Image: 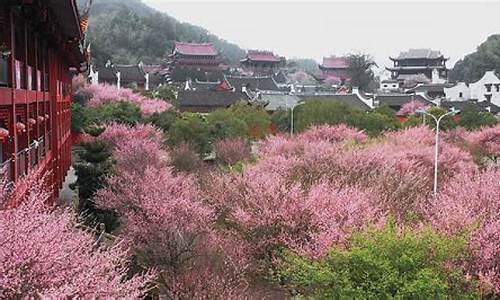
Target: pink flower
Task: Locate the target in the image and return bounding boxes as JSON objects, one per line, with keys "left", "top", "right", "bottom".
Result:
{"left": 85, "top": 83, "right": 172, "bottom": 116}
{"left": 397, "top": 100, "right": 430, "bottom": 116}
{"left": 0, "top": 175, "right": 154, "bottom": 298}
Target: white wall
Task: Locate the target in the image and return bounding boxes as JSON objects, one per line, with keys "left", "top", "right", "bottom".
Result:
{"left": 469, "top": 71, "right": 500, "bottom": 106}
{"left": 444, "top": 82, "right": 470, "bottom": 101}
{"left": 380, "top": 81, "right": 399, "bottom": 92}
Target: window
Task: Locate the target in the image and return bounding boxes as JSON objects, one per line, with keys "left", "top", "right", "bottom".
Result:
{"left": 485, "top": 94, "right": 492, "bottom": 102}
{"left": 459, "top": 92, "right": 463, "bottom": 98}
{"left": 485, "top": 84, "right": 492, "bottom": 93}
{"left": 383, "top": 84, "right": 388, "bottom": 88}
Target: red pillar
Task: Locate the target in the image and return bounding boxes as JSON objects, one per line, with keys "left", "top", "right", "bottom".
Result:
{"left": 9, "top": 8, "right": 18, "bottom": 182}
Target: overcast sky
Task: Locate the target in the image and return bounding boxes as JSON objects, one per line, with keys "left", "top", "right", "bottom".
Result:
{"left": 142, "top": 0, "right": 500, "bottom": 76}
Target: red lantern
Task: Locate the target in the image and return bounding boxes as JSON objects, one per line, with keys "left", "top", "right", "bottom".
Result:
{"left": 0, "top": 127, "right": 9, "bottom": 142}
{"left": 45, "top": 114, "right": 49, "bottom": 120}
{"left": 16, "top": 122, "right": 26, "bottom": 133}
{"left": 37, "top": 116, "right": 45, "bottom": 122}
{"left": 28, "top": 118, "right": 36, "bottom": 127}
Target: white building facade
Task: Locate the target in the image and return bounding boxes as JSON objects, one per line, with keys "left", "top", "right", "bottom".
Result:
{"left": 444, "top": 82, "right": 470, "bottom": 101}
{"left": 469, "top": 71, "right": 500, "bottom": 106}
{"left": 444, "top": 71, "right": 500, "bottom": 107}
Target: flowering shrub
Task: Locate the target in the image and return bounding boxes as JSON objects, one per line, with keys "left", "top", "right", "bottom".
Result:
{"left": 92, "top": 123, "right": 168, "bottom": 174}
{"left": 215, "top": 138, "right": 252, "bottom": 166}
{"left": 95, "top": 167, "right": 247, "bottom": 298}
{"left": 466, "top": 125, "right": 500, "bottom": 163}
{"left": 397, "top": 100, "right": 430, "bottom": 116}
{"left": 297, "top": 124, "right": 368, "bottom": 144}
{"left": 427, "top": 169, "right": 500, "bottom": 295}
{"left": 169, "top": 143, "right": 203, "bottom": 173}
{"left": 0, "top": 176, "right": 153, "bottom": 298}
{"left": 86, "top": 83, "right": 172, "bottom": 117}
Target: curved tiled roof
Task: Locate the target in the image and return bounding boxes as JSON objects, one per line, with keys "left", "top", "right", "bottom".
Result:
{"left": 225, "top": 75, "right": 281, "bottom": 92}
{"left": 375, "top": 94, "right": 433, "bottom": 107}
{"left": 115, "top": 65, "right": 145, "bottom": 84}
{"left": 321, "top": 56, "right": 350, "bottom": 69}
{"left": 391, "top": 49, "right": 446, "bottom": 60}
{"left": 242, "top": 50, "right": 280, "bottom": 62}
{"left": 299, "top": 94, "right": 371, "bottom": 111}
{"left": 441, "top": 100, "right": 500, "bottom": 114}
{"left": 174, "top": 42, "right": 219, "bottom": 56}
{"left": 179, "top": 90, "right": 249, "bottom": 108}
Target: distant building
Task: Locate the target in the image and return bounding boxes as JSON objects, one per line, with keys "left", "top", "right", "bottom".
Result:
{"left": 443, "top": 71, "right": 500, "bottom": 107}
{"left": 89, "top": 62, "right": 165, "bottom": 90}
{"left": 386, "top": 49, "right": 449, "bottom": 86}
{"left": 178, "top": 90, "right": 250, "bottom": 113}
{"left": 115, "top": 65, "right": 146, "bottom": 89}
{"left": 444, "top": 82, "right": 470, "bottom": 101}
{"left": 405, "top": 83, "right": 453, "bottom": 99}
{"left": 240, "top": 50, "right": 283, "bottom": 74}
{"left": 373, "top": 94, "right": 434, "bottom": 112}
{"left": 469, "top": 71, "right": 500, "bottom": 106}
{"left": 224, "top": 75, "right": 284, "bottom": 93}
{"left": 168, "top": 42, "right": 223, "bottom": 71}
{"left": 300, "top": 88, "right": 374, "bottom": 111}
{"left": 441, "top": 100, "right": 500, "bottom": 117}
{"left": 257, "top": 94, "right": 301, "bottom": 111}
{"left": 319, "top": 56, "right": 351, "bottom": 86}
{"left": 380, "top": 79, "right": 400, "bottom": 92}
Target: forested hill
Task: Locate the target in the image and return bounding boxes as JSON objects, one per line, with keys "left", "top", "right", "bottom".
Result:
{"left": 449, "top": 34, "right": 500, "bottom": 83}
{"left": 77, "top": 0, "right": 246, "bottom": 65}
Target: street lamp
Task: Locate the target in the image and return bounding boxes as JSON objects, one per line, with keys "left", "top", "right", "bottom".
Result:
{"left": 415, "top": 108, "right": 460, "bottom": 197}
{"left": 290, "top": 101, "right": 305, "bottom": 135}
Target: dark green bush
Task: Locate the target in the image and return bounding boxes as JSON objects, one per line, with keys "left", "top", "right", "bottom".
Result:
{"left": 277, "top": 222, "right": 476, "bottom": 299}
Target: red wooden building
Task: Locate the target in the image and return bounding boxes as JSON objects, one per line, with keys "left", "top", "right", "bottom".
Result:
{"left": 168, "top": 42, "right": 223, "bottom": 71}
{"left": 319, "top": 56, "right": 351, "bottom": 86}
{"left": 240, "top": 50, "right": 282, "bottom": 74}
{"left": 0, "top": 1, "right": 86, "bottom": 203}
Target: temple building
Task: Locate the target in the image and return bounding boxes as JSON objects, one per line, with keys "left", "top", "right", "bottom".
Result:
{"left": 0, "top": 0, "right": 87, "bottom": 202}
{"left": 319, "top": 56, "right": 351, "bottom": 86}
{"left": 89, "top": 62, "right": 165, "bottom": 90}
{"left": 240, "top": 50, "right": 283, "bottom": 74}
{"left": 168, "top": 42, "right": 222, "bottom": 71}
{"left": 386, "top": 49, "right": 449, "bottom": 85}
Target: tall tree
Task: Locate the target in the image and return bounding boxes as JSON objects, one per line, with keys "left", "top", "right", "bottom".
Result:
{"left": 347, "top": 53, "right": 377, "bottom": 91}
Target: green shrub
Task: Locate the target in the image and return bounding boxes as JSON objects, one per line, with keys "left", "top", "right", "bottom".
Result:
{"left": 71, "top": 103, "right": 89, "bottom": 133}
{"left": 87, "top": 102, "right": 143, "bottom": 126}
{"left": 147, "top": 110, "right": 178, "bottom": 132}
{"left": 207, "top": 108, "right": 249, "bottom": 140}
{"left": 293, "top": 101, "right": 400, "bottom": 136}
{"left": 168, "top": 113, "right": 213, "bottom": 156}
{"left": 459, "top": 104, "right": 498, "bottom": 130}
{"left": 226, "top": 102, "right": 271, "bottom": 139}
{"left": 277, "top": 222, "right": 476, "bottom": 299}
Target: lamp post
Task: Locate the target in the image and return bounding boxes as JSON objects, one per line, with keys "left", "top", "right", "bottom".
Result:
{"left": 290, "top": 101, "right": 305, "bottom": 135}
{"left": 415, "top": 108, "right": 459, "bottom": 196}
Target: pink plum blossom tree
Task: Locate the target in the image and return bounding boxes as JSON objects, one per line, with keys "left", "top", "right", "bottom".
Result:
{"left": 427, "top": 169, "right": 500, "bottom": 295}
{"left": 397, "top": 100, "right": 430, "bottom": 116}
{"left": 86, "top": 83, "right": 172, "bottom": 117}
{"left": 95, "top": 167, "right": 248, "bottom": 298}
{"left": 0, "top": 175, "right": 154, "bottom": 298}
{"left": 466, "top": 125, "right": 500, "bottom": 163}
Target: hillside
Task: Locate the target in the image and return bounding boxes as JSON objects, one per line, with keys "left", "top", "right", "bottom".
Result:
{"left": 77, "top": 0, "right": 246, "bottom": 65}
{"left": 449, "top": 34, "right": 500, "bottom": 83}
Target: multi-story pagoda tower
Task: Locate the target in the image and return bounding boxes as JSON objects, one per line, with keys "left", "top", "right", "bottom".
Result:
{"left": 386, "top": 49, "right": 449, "bottom": 83}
